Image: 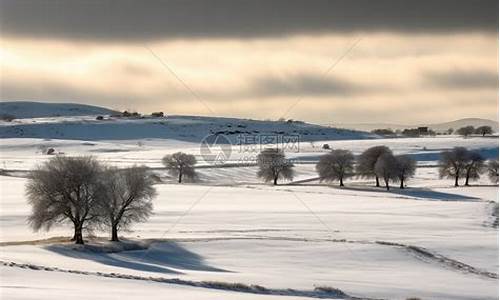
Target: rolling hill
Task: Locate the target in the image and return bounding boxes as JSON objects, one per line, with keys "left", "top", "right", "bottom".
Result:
{"left": 0, "top": 102, "right": 374, "bottom": 142}
{"left": 0, "top": 101, "right": 118, "bottom": 119}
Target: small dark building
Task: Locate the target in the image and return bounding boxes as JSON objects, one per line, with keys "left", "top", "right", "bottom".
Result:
{"left": 151, "top": 112, "right": 164, "bottom": 117}
{"left": 417, "top": 127, "right": 428, "bottom": 134}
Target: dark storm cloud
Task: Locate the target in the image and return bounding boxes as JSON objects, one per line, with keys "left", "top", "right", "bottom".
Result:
{"left": 0, "top": 0, "right": 497, "bottom": 42}
{"left": 424, "top": 69, "right": 499, "bottom": 89}
{"left": 250, "top": 74, "right": 368, "bottom": 97}
{"left": 0, "top": 72, "right": 373, "bottom": 107}
{"left": 0, "top": 78, "right": 140, "bottom": 108}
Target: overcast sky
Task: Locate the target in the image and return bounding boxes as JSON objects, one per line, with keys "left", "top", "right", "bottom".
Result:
{"left": 0, "top": 0, "right": 498, "bottom": 124}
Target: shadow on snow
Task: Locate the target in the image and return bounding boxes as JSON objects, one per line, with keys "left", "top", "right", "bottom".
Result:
{"left": 343, "top": 186, "right": 481, "bottom": 201}
{"left": 45, "top": 240, "right": 229, "bottom": 275}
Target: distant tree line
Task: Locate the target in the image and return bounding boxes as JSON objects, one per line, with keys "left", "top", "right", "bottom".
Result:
{"left": 456, "top": 125, "right": 494, "bottom": 137}
{"left": 256, "top": 146, "right": 498, "bottom": 190}
{"left": 371, "top": 125, "right": 494, "bottom": 137}
{"left": 161, "top": 146, "right": 497, "bottom": 189}
{"left": 371, "top": 128, "right": 436, "bottom": 137}
{"left": 253, "top": 145, "right": 417, "bottom": 190}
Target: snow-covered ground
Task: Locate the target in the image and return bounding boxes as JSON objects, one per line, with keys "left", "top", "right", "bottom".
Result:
{"left": 0, "top": 111, "right": 498, "bottom": 300}
{"left": 2, "top": 266, "right": 313, "bottom": 300}
{"left": 1, "top": 175, "right": 498, "bottom": 299}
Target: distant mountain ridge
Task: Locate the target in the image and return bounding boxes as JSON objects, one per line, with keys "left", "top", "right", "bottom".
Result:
{"left": 0, "top": 101, "right": 118, "bottom": 119}
{"left": 334, "top": 118, "right": 499, "bottom": 133}
{"left": 427, "top": 118, "right": 499, "bottom": 132}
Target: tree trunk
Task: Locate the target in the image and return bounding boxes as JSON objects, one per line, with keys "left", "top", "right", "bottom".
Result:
{"left": 71, "top": 226, "right": 78, "bottom": 241}
{"left": 483, "top": 132, "right": 486, "bottom": 137}
{"left": 273, "top": 176, "right": 278, "bottom": 185}
{"left": 375, "top": 176, "right": 380, "bottom": 187}
{"left": 454, "top": 173, "right": 459, "bottom": 187}
{"left": 178, "top": 170, "right": 182, "bottom": 183}
{"left": 74, "top": 224, "right": 84, "bottom": 244}
{"left": 465, "top": 171, "right": 470, "bottom": 186}
{"left": 111, "top": 225, "right": 119, "bottom": 242}
{"left": 400, "top": 177, "right": 404, "bottom": 189}
{"left": 339, "top": 177, "right": 344, "bottom": 187}
{"left": 385, "top": 179, "right": 390, "bottom": 191}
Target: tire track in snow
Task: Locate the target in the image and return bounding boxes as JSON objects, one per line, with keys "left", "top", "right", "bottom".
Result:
{"left": 2, "top": 235, "right": 497, "bottom": 280}
{"left": 0, "top": 260, "right": 382, "bottom": 300}
{"left": 166, "top": 236, "right": 499, "bottom": 280}
{"left": 374, "top": 241, "right": 498, "bottom": 280}
{"left": 483, "top": 201, "right": 499, "bottom": 228}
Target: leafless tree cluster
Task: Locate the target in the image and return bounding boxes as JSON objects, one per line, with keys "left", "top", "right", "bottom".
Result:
{"left": 26, "top": 156, "right": 156, "bottom": 244}
{"left": 316, "top": 145, "right": 495, "bottom": 190}
{"left": 351, "top": 146, "right": 416, "bottom": 190}
{"left": 262, "top": 145, "right": 418, "bottom": 190}
{"left": 456, "top": 125, "right": 494, "bottom": 137}
{"left": 439, "top": 147, "right": 496, "bottom": 186}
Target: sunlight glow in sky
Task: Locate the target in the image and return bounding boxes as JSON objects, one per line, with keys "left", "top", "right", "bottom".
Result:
{"left": 0, "top": 0, "right": 498, "bottom": 124}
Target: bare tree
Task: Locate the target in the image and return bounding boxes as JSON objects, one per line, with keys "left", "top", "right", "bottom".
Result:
{"left": 475, "top": 126, "right": 493, "bottom": 137}
{"left": 487, "top": 160, "right": 499, "bottom": 184}
{"left": 456, "top": 126, "right": 475, "bottom": 137}
{"left": 98, "top": 166, "right": 156, "bottom": 242}
{"left": 316, "top": 149, "right": 354, "bottom": 187}
{"left": 26, "top": 156, "right": 103, "bottom": 244}
{"left": 439, "top": 147, "right": 470, "bottom": 187}
{"left": 257, "top": 148, "right": 294, "bottom": 185}
{"left": 356, "top": 146, "right": 392, "bottom": 187}
{"left": 374, "top": 153, "right": 399, "bottom": 191}
{"left": 162, "top": 152, "right": 197, "bottom": 183}
{"left": 464, "top": 152, "right": 485, "bottom": 186}
{"left": 395, "top": 155, "right": 416, "bottom": 189}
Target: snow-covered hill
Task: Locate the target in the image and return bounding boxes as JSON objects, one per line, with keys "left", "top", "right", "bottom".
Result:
{"left": 0, "top": 101, "right": 118, "bottom": 119}
{"left": 0, "top": 114, "right": 374, "bottom": 142}
{"left": 428, "top": 118, "right": 499, "bottom": 132}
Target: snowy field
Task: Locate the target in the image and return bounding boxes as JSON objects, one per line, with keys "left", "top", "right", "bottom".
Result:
{"left": 0, "top": 114, "right": 498, "bottom": 300}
